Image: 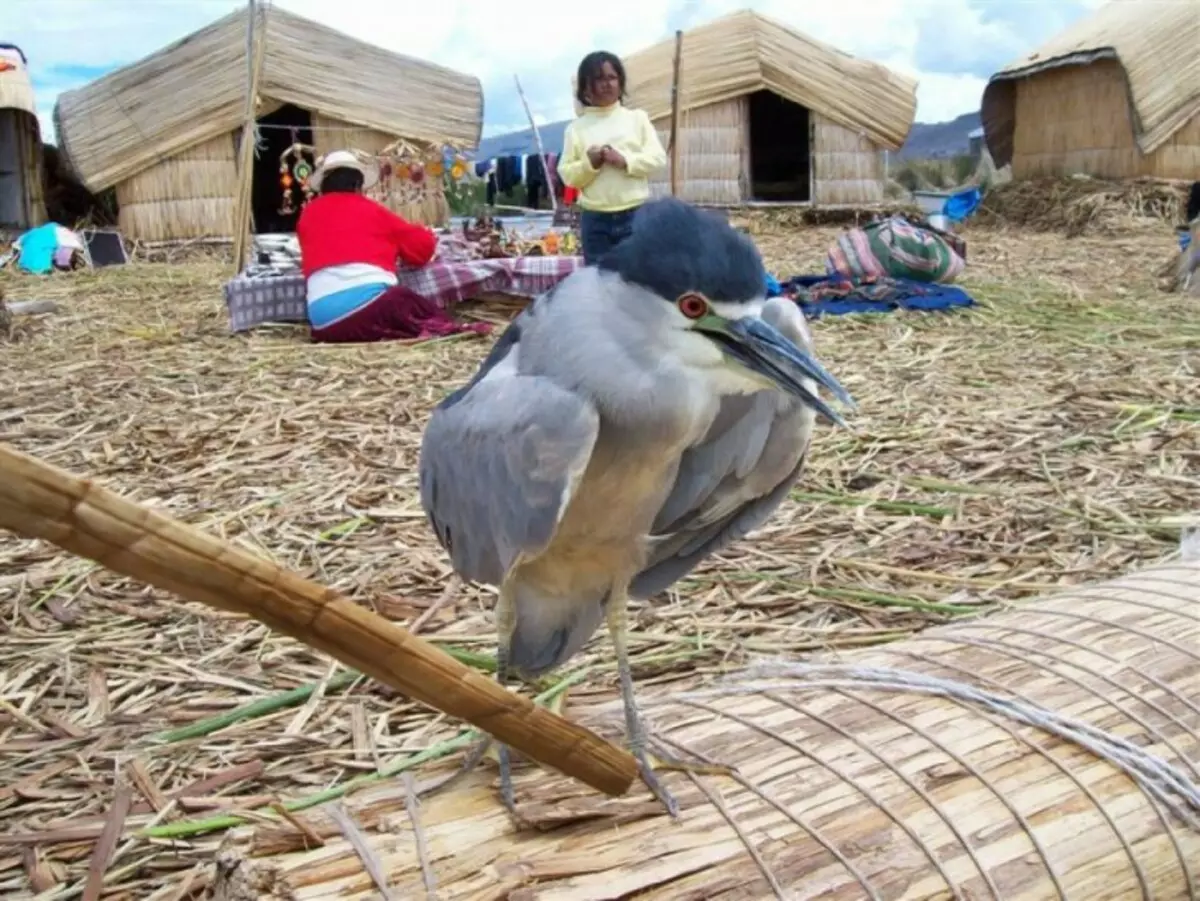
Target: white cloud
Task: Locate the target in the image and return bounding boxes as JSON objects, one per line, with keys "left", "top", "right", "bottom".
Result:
{"left": 9, "top": 0, "right": 1090, "bottom": 148}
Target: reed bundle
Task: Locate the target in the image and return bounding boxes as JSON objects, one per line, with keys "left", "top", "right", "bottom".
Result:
{"left": 975, "top": 176, "right": 1189, "bottom": 236}
{"left": 982, "top": 0, "right": 1200, "bottom": 172}
{"left": 0, "top": 443, "right": 638, "bottom": 798}
{"left": 618, "top": 10, "right": 917, "bottom": 152}
{"left": 212, "top": 560, "right": 1200, "bottom": 899}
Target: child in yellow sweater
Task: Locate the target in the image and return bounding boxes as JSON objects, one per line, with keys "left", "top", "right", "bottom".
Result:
{"left": 558, "top": 51, "right": 668, "bottom": 264}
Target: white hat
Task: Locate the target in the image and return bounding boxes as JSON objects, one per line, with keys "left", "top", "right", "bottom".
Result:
{"left": 309, "top": 149, "right": 379, "bottom": 192}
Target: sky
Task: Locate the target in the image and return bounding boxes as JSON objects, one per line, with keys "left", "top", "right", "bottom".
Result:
{"left": 9, "top": 0, "right": 1111, "bottom": 147}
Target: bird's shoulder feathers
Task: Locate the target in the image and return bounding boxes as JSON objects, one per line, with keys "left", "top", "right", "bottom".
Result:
{"left": 419, "top": 332, "right": 600, "bottom": 587}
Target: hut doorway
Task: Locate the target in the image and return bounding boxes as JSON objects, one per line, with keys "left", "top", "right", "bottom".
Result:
{"left": 747, "top": 90, "right": 811, "bottom": 203}
{"left": 250, "top": 103, "right": 315, "bottom": 234}
{"left": 0, "top": 109, "right": 36, "bottom": 229}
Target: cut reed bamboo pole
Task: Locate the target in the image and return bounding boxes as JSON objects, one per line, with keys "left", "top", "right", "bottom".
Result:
{"left": 231, "top": 0, "right": 267, "bottom": 276}
{"left": 669, "top": 29, "right": 683, "bottom": 197}
{"left": 0, "top": 442, "right": 639, "bottom": 798}
{"left": 213, "top": 559, "right": 1200, "bottom": 900}
{"left": 513, "top": 74, "right": 557, "bottom": 214}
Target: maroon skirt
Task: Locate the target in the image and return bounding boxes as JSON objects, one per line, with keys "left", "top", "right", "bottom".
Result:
{"left": 311, "top": 285, "right": 491, "bottom": 344}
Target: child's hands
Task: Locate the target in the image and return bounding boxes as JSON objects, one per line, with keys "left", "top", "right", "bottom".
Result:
{"left": 586, "top": 145, "right": 605, "bottom": 168}
{"left": 602, "top": 146, "right": 627, "bottom": 169}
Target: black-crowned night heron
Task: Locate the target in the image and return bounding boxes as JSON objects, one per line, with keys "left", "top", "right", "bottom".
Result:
{"left": 418, "top": 198, "right": 854, "bottom": 817}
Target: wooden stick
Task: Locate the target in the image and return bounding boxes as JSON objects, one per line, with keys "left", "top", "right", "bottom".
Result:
{"left": 513, "top": 74, "right": 558, "bottom": 213}
{"left": 669, "top": 30, "right": 684, "bottom": 197}
{"left": 0, "top": 443, "right": 638, "bottom": 798}
{"left": 231, "top": 1, "right": 268, "bottom": 276}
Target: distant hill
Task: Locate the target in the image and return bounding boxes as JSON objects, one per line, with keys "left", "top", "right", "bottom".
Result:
{"left": 898, "top": 111, "right": 982, "bottom": 160}
{"left": 474, "top": 110, "right": 983, "bottom": 163}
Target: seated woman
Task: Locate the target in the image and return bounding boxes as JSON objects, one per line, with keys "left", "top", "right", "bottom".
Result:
{"left": 296, "top": 150, "right": 439, "bottom": 343}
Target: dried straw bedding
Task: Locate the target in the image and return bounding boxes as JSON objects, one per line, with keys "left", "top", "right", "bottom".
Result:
{"left": 1, "top": 223, "right": 1198, "bottom": 898}
{"left": 212, "top": 559, "right": 1200, "bottom": 900}
{"left": 52, "top": 5, "right": 483, "bottom": 194}
{"left": 982, "top": 0, "right": 1200, "bottom": 169}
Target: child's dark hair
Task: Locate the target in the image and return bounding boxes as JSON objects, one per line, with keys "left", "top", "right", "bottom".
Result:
{"left": 320, "top": 167, "right": 364, "bottom": 194}
{"left": 575, "top": 51, "right": 626, "bottom": 107}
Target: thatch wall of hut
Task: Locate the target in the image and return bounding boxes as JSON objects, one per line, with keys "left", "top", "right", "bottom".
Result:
{"left": 612, "top": 9, "right": 910, "bottom": 208}
{"left": 114, "top": 133, "right": 237, "bottom": 243}
{"left": 54, "top": 5, "right": 477, "bottom": 241}
{"left": 811, "top": 113, "right": 886, "bottom": 205}
{"left": 311, "top": 113, "right": 449, "bottom": 229}
{"left": 645, "top": 97, "right": 748, "bottom": 205}
{"left": 110, "top": 110, "right": 452, "bottom": 243}
{"left": 1006, "top": 60, "right": 1200, "bottom": 180}
{"left": 643, "top": 98, "right": 887, "bottom": 206}
{"left": 0, "top": 46, "right": 47, "bottom": 231}
{"left": 981, "top": 0, "right": 1200, "bottom": 180}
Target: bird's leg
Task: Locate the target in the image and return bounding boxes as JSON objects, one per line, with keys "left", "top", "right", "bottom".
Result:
{"left": 609, "top": 587, "right": 735, "bottom": 818}
{"left": 419, "top": 583, "right": 520, "bottom": 817}
{"left": 492, "top": 582, "right": 519, "bottom": 816}
{"left": 607, "top": 588, "right": 683, "bottom": 818}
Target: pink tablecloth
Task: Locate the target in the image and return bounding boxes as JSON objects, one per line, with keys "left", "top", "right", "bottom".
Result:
{"left": 224, "top": 255, "right": 583, "bottom": 333}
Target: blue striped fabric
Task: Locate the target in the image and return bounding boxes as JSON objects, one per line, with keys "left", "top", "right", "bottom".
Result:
{"left": 308, "top": 282, "right": 391, "bottom": 328}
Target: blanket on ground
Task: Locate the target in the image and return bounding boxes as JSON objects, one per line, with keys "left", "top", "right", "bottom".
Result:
{"left": 772, "top": 274, "right": 976, "bottom": 319}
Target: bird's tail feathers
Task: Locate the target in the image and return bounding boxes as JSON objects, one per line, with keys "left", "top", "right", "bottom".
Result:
{"left": 507, "top": 583, "right": 607, "bottom": 679}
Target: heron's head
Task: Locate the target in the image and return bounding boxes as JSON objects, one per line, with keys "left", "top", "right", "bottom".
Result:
{"left": 596, "top": 198, "right": 855, "bottom": 427}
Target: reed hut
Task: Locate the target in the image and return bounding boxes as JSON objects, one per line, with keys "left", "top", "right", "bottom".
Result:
{"left": 609, "top": 10, "right": 917, "bottom": 206}
{"left": 0, "top": 43, "right": 47, "bottom": 231}
{"left": 52, "top": 7, "right": 483, "bottom": 243}
{"left": 981, "top": 0, "right": 1200, "bottom": 180}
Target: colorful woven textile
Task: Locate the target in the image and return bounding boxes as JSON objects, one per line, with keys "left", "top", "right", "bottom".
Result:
{"left": 827, "top": 217, "right": 965, "bottom": 284}
{"left": 224, "top": 255, "right": 582, "bottom": 333}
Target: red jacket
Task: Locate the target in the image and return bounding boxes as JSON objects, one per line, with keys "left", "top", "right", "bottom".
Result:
{"left": 296, "top": 192, "right": 438, "bottom": 279}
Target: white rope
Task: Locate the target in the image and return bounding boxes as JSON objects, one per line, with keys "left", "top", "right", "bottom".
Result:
{"left": 677, "top": 662, "right": 1200, "bottom": 830}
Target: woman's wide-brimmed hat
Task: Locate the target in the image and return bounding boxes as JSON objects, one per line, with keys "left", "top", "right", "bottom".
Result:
{"left": 309, "top": 149, "right": 379, "bottom": 192}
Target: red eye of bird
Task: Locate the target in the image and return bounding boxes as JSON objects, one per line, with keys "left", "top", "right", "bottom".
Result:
{"left": 677, "top": 293, "right": 708, "bottom": 319}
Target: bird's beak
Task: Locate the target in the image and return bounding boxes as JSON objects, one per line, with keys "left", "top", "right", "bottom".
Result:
{"left": 694, "top": 313, "right": 855, "bottom": 427}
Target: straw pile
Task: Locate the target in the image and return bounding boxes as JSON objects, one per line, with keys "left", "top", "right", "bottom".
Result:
{"left": 974, "top": 176, "right": 1189, "bottom": 236}
{"left": 0, "top": 219, "right": 1198, "bottom": 898}
{"left": 211, "top": 559, "right": 1200, "bottom": 899}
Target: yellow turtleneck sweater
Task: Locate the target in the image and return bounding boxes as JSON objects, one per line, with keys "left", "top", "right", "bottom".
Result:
{"left": 557, "top": 103, "right": 668, "bottom": 213}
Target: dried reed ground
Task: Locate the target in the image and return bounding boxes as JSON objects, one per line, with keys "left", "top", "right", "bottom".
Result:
{"left": 0, "top": 221, "right": 1197, "bottom": 899}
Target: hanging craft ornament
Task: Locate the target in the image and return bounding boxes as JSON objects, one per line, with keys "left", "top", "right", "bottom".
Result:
{"left": 427, "top": 159, "right": 444, "bottom": 178}
{"left": 409, "top": 161, "right": 425, "bottom": 184}
{"left": 278, "top": 160, "right": 295, "bottom": 216}
{"left": 450, "top": 160, "right": 465, "bottom": 180}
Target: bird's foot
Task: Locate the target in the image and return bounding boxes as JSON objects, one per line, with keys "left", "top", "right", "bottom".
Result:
{"left": 633, "top": 743, "right": 737, "bottom": 819}
{"left": 633, "top": 745, "right": 682, "bottom": 818}
{"left": 644, "top": 746, "right": 736, "bottom": 779}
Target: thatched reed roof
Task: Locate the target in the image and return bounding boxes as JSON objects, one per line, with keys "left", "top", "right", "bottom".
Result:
{"left": 53, "top": 6, "right": 483, "bottom": 193}
{"left": 617, "top": 10, "right": 918, "bottom": 151}
{"left": 982, "top": 0, "right": 1200, "bottom": 168}
{"left": 0, "top": 43, "right": 39, "bottom": 127}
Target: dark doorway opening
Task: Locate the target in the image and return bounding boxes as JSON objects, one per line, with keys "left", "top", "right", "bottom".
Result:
{"left": 747, "top": 90, "right": 811, "bottom": 202}
{"left": 250, "top": 103, "right": 315, "bottom": 234}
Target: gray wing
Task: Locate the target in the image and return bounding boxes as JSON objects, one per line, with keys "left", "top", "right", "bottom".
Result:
{"left": 418, "top": 369, "right": 600, "bottom": 587}
{"left": 630, "top": 391, "right": 813, "bottom": 599}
